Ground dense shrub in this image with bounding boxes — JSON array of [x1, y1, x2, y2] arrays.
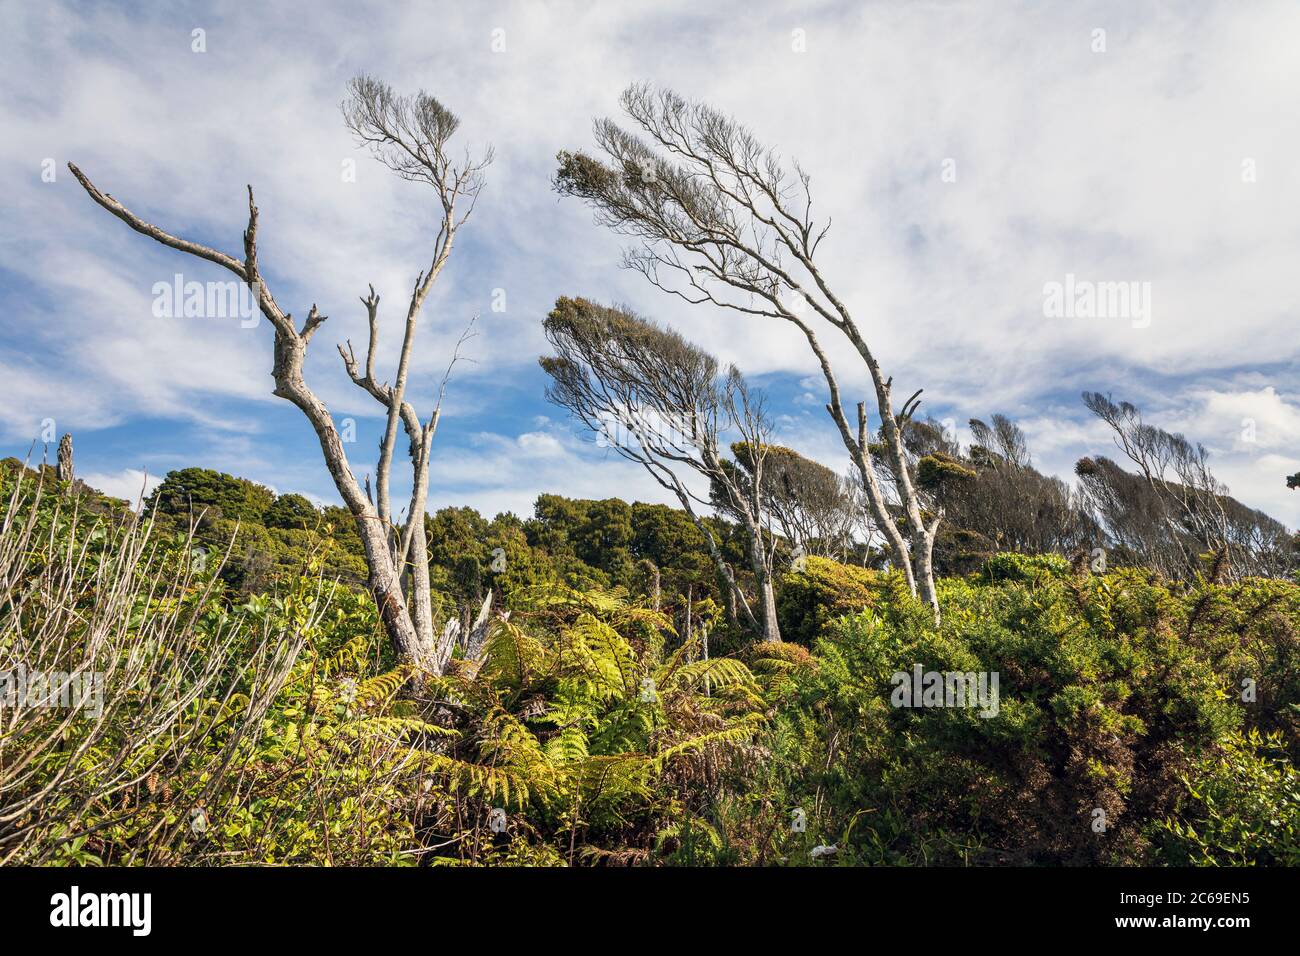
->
[[754, 566, 1297, 865], [5, 468, 1296, 867], [1148, 729, 1300, 866], [775, 555, 881, 645], [263, 493, 321, 530], [980, 551, 1071, 584]]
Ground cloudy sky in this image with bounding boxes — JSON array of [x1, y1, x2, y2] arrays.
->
[[3, 0, 1297, 527]]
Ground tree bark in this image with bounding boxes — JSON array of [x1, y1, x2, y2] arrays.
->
[[56, 434, 74, 485], [68, 164, 440, 672]]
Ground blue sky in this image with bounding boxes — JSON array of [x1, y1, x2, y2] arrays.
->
[[2, 0, 1298, 527]]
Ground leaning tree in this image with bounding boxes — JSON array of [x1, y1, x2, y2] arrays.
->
[[555, 85, 942, 620], [713, 441, 864, 563], [540, 296, 782, 642], [1080, 393, 1293, 579], [70, 75, 491, 674], [1082, 393, 1234, 577]]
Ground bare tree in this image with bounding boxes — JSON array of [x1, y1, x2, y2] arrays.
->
[[969, 415, 1031, 470], [1080, 393, 1294, 579], [1076, 453, 1293, 580], [554, 84, 942, 620], [56, 434, 73, 484], [69, 75, 491, 674], [1073, 455, 1189, 578], [1082, 393, 1235, 575], [714, 441, 862, 562], [540, 296, 781, 642]]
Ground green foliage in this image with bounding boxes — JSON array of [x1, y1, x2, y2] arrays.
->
[[264, 492, 321, 530], [981, 551, 1071, 583], [753, 564, 1296, 865], [1149, 729, 1300, 866], [2, 477, 769, 865], [131, 463, 752, 657], [8, 464, 1297, 867], [776, 554, 881, 645], [1177, 575, 1300, 760], [915, 452, 978, 491], [147, 467, 275, 524]]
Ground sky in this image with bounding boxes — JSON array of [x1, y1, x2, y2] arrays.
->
[[2, 0, 1298, 528]]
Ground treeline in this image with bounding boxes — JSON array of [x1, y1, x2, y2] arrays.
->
[[907, 409, 1296, 579], [140, 467, 762, 652], [130, 395, 1299, 655]]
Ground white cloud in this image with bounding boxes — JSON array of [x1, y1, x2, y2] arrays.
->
[[79, 469, 162, 509], [515, 431, 567, 457], [427, 423, 683, 518], [1188, 386, 1300, 453], [2, 0, 1296, 526], [1165, 386, 1300, 526]]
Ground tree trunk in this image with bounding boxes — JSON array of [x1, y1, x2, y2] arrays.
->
[[407, 516, 435, 650], [56, 434, 74, 485], [740, 517, 780, 642], [271, 328, 434, 670], [755, 580, 780, 642], [683, 582, 693, 652]]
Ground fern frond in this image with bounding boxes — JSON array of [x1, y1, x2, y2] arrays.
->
[[478, 618, 547, 688], [651, 716, 764, 771]]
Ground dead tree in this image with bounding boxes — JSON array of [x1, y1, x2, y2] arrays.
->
[[1082, 393, 1234, 576], [715, 441, 862, 562], [540, 296, 781, 642], [69, 75, 491, 674], [56, 434, 74, 485], [555, 85, 941, 620]]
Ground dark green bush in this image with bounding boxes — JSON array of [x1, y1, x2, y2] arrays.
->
[[776, 555, 882, 646], [981, 551, 1071, 584], [755, 569, 1284, 865]]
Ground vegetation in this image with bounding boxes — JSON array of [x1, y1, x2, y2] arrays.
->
[[4, 457, 1297, 867], [541, 296, 782, 643], [22, 74, 1299, 871]]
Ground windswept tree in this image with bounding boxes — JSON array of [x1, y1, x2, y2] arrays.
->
[[70, 75, 491, 674], [1080, 393, 1294, 579], [939, 415, 1096, 562], [1082, 392, 1235, 576], [555, 84, 942, 620], [540, 297, 781, 642], [1073, 454, 1181, 576], [714, 442, 865, 563]]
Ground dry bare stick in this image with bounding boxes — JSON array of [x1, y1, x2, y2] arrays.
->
[[68, 75, 492, 671]]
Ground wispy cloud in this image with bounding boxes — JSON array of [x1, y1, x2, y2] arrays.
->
[[2, 0, 1296, 525]]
